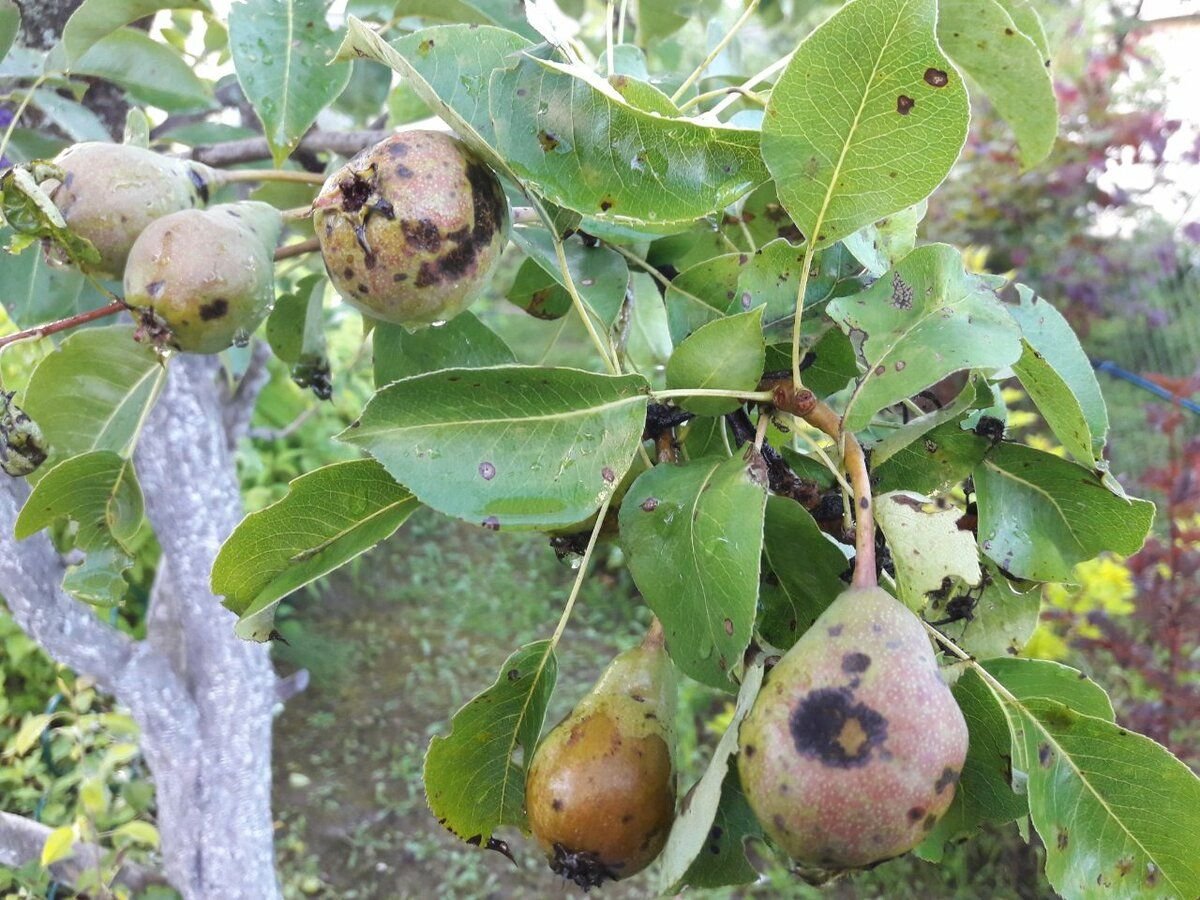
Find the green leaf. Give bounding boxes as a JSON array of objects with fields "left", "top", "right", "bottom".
[
  {"left": 22, "top": 325, "right": 165, "bottom": 461},
  {"left": 759, "top": 495, "right": 849, "bottom": 649},
  {"left": 1009, "top": 285, "right": 1108, "bottom": 464},
  {"left": 112, "top": 821, "right": 160, "bottom": 849},
  {"left": 937, "top": 0, "right": 1058, "bottom": 168},
  {"left": 212, "top": 459, "right": 419, "bottom": 641},
  {"left": 985, "top": 657, "right": 1114, "bottom": 722},
  {"left": 0, "top": 0, "right": 18, "bottom": 64},
  {"left": 875, "top": 491, "right": 981, "bottom": 610},
  {"left": 658, "top": 657, "right": 765, "bottom": 892},
  {"left": 341, "top": 366, "right": 649, "bottom": 530},
  {"left": 918, "top": 666, "right": 1025, "bottom": 861},
  {"left": 508, "top": 227, "right": 629, "bottom": 325},
  {"left": 266, "top": 274, "right": 325, "bottom": 364},
  {"left": 10, "top": 713, "right": 52, "bottom": 756},
  {"left": 829, "top": 244, "right": 1022, "bottom": 432},
  {"left": 230, "top": 0, "right": 352, "bottom": 164},
  {"left": 666, "top": 308, "right": 765, "bottom": 416},
  {"left": 29, "top": 89, "right": 110, "bottom": 142},
  {"left": 665, "top": 240, "right": 860, "bottom": 345},
  {"left": 842, "top": 201, "right": 927, "bottom": 277},
  {"left": 424, "top": 640, "right": 557, "bottom": 842},
  {"left": 61, "top": 0, "right": 210, "bottom": 63},
  {"left": 1010, "top": 699, "right": 1200, "bottom": 899},
  {"left": 619, "top": 454, "right": 767, "bottom": 689},
  {"left": 40, "top": 825, "right": 75, "bottom": 867},
  {"left": 762, "top": 0, "right": 969, "bottom": 247},
  {"left": 928, "top": 564, "right": 1040, "bottom": 659},
  {"left": 74, "top": 29, "right": 213, "bottom": 112},
  {"left": 15, "top": 451, "right": 143, "bottom": 607},
  {"left": 373, "top": 312, "right": 514, "bottom": 385},
  {"left": 0, "top": 227, "right": 105, "bottom": 328},
  {"left": 975, "top": 443, "right": 1154, "bottom": 582},
  {"left": 391, "top": 0, "right": 538, "bottom": 39},
  {"left": 994, "top": 0, "right": 1051, "bottom": 61},
  {"left": 624, "top": 272, "right": 674, "bottom": 378}
]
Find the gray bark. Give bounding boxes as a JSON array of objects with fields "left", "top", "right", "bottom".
[{"left": 0, "top": 356, "right": 281, "bottom": 899}]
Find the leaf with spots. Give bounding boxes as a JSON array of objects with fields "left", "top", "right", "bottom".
[
  {"left": 828, "top": 244, "right": 1022, "bottom": 432},
  {"left": 666, "top": 308, "right": 765, "bottom": 416},
  {"left": 424, "top": 641, "right": 558, "bottom": 845},
  {"left": 340, "top": 366, "right": 649, "bottom": 530},
  {"left": 842, "top": 200, "right": 927, "bottom": 277},
  {"left": 618, "top": 454, "right": 767, "bottom": 689},
  {"left": 212, "top": 459, "right": 420, "bottom": 640},
  {"left": 373, "top": 312, "right": 515, "bottom": 386},
  {"left": 875, "top": 491, "right": 981, "bottom": 610},
  {"left": 760, "top": 495, "right": 850, "bottom": 650},
  {"left": 926, "top": 563, "right": 1040, "bottom": 660},
  {"left": 1008, "top": 285, "right": 1108, "bottom": 466},
  {"left": 762, "top": 0, "right": 969, "bottom": 248},
  {"left": 974, "top": 443, "right": 1154, "bottom": 582},
  {"left": 1003, "top": 698, "right": 1200, "bottom": 899},
  {"left": 15, "top": 450, "right": 144, "bottom": 608},
  {"left": 508, "top": 225, "right": 630, "bottom": 326},
  {"left": 230, "top": 0, "right": 352, "bottom": 165},
  {"left": 665, "top": 239, "right": 862, "bottom": 344},
  {"left": 937, "top": 0, "right": 1058, "bottom": 169},
  {"left": 657, "top": 657, "right": 765, "bottom": 892},
  {"left": 985, "top": 657, "right": 1114, "bottom": 722},
  {"left": 488, "top": 53, "right": 769, "bottom": 231}
]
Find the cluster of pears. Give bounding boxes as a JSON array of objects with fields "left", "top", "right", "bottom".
[
  {"left": 45, "top": 130, "right": 509, "bottom": 354},
  {"left": 525, "top": 627, "right": 677, "bottom": 888}
]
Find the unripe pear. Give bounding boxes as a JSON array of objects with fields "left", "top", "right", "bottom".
[
  {"left": 313, "top": 131, "right": 509, "bottom": 328},
  {"left": 738, "top": 586, "right": 968, "bottom": 871},
  {"left": 526, "top": 633, "right": 677, "bottom": 888},
  {"left": 48, "top": 142, "right": 216, "bottom": 278},
  {"left": 124, "top": 202, "right": 282, "bottom": 354}
]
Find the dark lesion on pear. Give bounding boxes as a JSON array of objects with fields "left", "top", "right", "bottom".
[
  {"left": 549, "top": 843, "right": 619, "bottom": 891},
  {"left": 789, "top": 686, "right": 888, "bottom": 767}
]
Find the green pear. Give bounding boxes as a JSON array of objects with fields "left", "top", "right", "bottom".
[
  {"left": 738, "top": 586, "right": 968, "bottom": 871},
  {"left": 124, "top": 202, "right": 282, "bottom": 354},
  {"left": 313, "top": 130, "right": 509, "bottom": 328},
  {"left": 525, "top": 633, "right": 677, "bottom": 888},
  {"left": 48, "top": 142, "right": 216, "bottom": 278}
]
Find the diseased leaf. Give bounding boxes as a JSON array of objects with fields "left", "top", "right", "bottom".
[
  {"left": 1009, "top": 285, "right": 1108, "bottom": 464},
  {"left": 927, "top": 564, "right": 1040, "bottom": 659},
  {"left": 829, "top": 244, "right": 1022, "bottom": 432},
  {"left": 876, "top": 491, "right": 981, "bottom": 610},
  {"left": 975, "top": 443, "right": 1154, "bottom": 582},
  {"left": 391, "top": 0, "right": 538, "bottom": 39},
  {"left": 842, "top": 201, "right": 927, "bottom": 277},
  {"left": 658, "top": 658, "right": 765, "bottom": 892},
  {"left": 424, "top": 641, "right": 557, "bottom": 843},
  {"left": 212, "top": 459, "right": 418, "bottom": 640},
  {"left": 985, "top": 657, "right": 1114, "bottom": 722},
  {"left": 938, "top": 0, "right": 1057, "bottom": 168},
  {"left": 230, "top": 0, "right": 352, "bottom": 164},
  {"left": 619, "top": 454, "right": 767, "bottom": 689},
  {"left": 762, "top": 0, "right": 969, "bottom": 247},
  {"left": 341, "top": 366, "right": 648, "bottom": 530},
  {"left": 508, "top": 226, "right": 629, "bottom": 326}
]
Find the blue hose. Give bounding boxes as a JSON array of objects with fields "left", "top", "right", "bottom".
[{"left": 1091, "top": 359, "right": 1200, "bottom": 415}]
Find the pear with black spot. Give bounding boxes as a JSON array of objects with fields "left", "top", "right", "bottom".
[
  {"left": 124, "top": 202, "right": 282, "bottom": 354},
  {"left": 738, "top": 586, "right": 968, "bottom": 871},
  {"left": 525, "top": 629, "right": 677, "bottom": 889}
]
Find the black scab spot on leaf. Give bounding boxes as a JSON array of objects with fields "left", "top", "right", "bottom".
[
  {"left": 537, "top": 130, "right": 560, "bottom": 152},
  {"left": 482, "top": 516, "right": 500, "bottom": 531},
  {"left": 842, "top": 652, "right": 871, "bottom": 674},
  {"left": 599, "top": 197, "right": 615, "bottom": 212},
  {"left": 479, "top": 461, "right": 496, "bottom": 480},
  {"left": 507, "top": 668, "right": 521, "bottom": 681},
  {"left": 892, "top": 274, "right": 914, "bottom": 309},
  {"left": 723, "top": 617, "right": 734, "bottom": 636},
  {"left": 789, "top": 687, "right": 888, "bottom": 767},
  {"left": 924, "top": 68, "right": 950, "bottom": 87},
  {"left": 1038, "top": 742, "right": 1053, "bottom": 767},
  {"left": 640, "top": 497, "right": 659, "bottom": 512},
  {"left": 1056, "top": 827, "right": 1068, "bottom": 850},
  {"left": 199, "top": 298, "right": 228, "bottom": 321},
  {"left": 897, "top": 95, "right": 915, "bottom": 115},
  {"left": 601, "top": 466, "right": 615, "bottom": 483},
  {"left": 418, "top": 38, "right": 435, "bottom": 54}
]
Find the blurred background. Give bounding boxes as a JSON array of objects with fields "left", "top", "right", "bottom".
[{"left": 1, "top": 0, "right": 1197, "bottom": 897}]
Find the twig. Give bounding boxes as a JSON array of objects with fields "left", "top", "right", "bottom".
[
  {"left": 0, "top": 301, "right": 127, "bottom": 350},
  {"left": 185, "top": 129, "right": 398, "bottom": 167},
  {"left": 273, "top": 237, "right": 321, "bottom": 261},
  {"left": 705, "top": 51, "right": 793, "bottom": 119},
  {"left": 215, "top": 168, "right": 327, "bottom": 186},
  {"left": 671, "top": 0, "right": 761, "bottom": 103}
]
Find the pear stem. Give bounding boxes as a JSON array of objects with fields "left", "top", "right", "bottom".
[
  {"left": 768, "top": 380, "right": 876, "bottom": 589},
  {"left": 0, "top": 301, "right": 128, "bottom": 350},
  {"left": 213, "top": 168, "right": 328, "bottom": 187},
  {"left": 273, "top": 237, "right": 321, "bottom": 261},
  {"left": 642, "top": 617, "right": 666, "bottom": 650}
]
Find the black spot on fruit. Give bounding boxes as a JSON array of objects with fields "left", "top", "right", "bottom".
[
  {"left": 842, "top": 652, "right": 871, "bottom": 674},
  {"left": 789, "top": 687, "right": 888, "bottom": 767},
  {"left": 934, "top": 767, "right": 960, "bottom": 792},
  {"left": 199, "top": 298, "right": 229, "bottom": 321},
  {"left": 338, "top": 175, "right": 372, "bottom": 213},
  {"left": 402, "top": 218, "right": 443, "bottom": 253}
]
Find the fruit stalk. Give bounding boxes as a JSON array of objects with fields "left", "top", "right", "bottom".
[{"left": 211, "top": 168, "right": 328, "bottom": 186}]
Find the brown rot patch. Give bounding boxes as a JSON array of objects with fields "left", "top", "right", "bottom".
[
  {"left": 897, "top": 95, "right": 915, "bottom": 115},
  {"left": 934, "top": 767, "right": 960, "bottom": 793},
  {"left": 924, "top": 68, "right": 950, "bottom": 87},
  {"left": 790, "top": 687, "right": 888, "bottom": 767},
  {"left": 842, "top": 652, "right": 871, "bottom": 674},
  {"left": 199, "top": 298, "right": 229, "bottom": 321},
  {"left": 338, "top": 174, "right": 373, "bottom": 213},
  {"left": 402, "top": 218, "right": 443, "bottom": 253}
]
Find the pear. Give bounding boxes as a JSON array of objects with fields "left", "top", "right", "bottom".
[
  {"left": 526, "top": 631, "right": 677, "bottom": 888},
  {"left": 738, "top": 586, "right": 968, "bottom": 871},
  {"left": 313, "top": 131, "right": 509, "bottom": 328},
  {"left": 124, "top": 202, "right": 282, "bottom": 354},
  {"left": 48, "top": 142, "right": 216, "bottom": 278}
]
